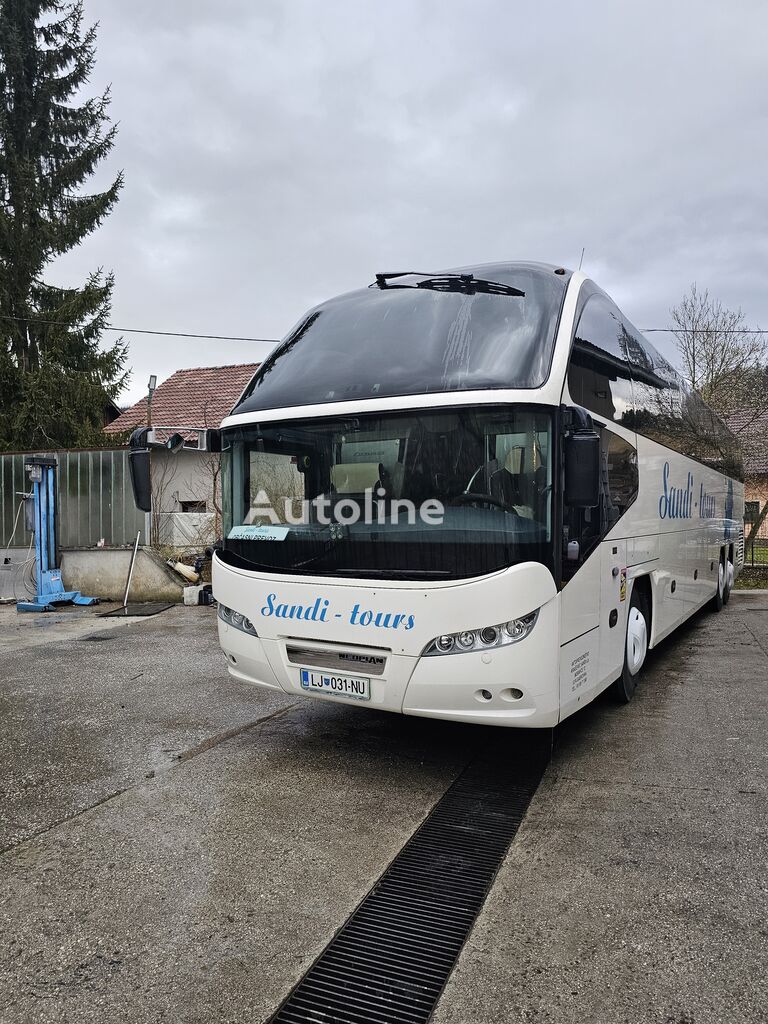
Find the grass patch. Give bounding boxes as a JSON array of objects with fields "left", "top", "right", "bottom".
[
  {"left": 744, "top": 544, "right": 768, "bottom": 565},
  {"left": 735, "top": 565, "right": 768, "bottom": 590}
]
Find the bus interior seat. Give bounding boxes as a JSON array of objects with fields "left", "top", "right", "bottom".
[{"left": 488, "top": 463, "right": 519, "bottom": 507}]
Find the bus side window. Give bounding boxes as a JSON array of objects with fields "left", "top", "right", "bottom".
[
  {"left": 604, "top": 431, "right": 638, "bottom": 527},
  {"left": 631, "top": 350, "right": 744, "bottom": 480},
  {"left": 567, "top": 294, "right": 634, "bottom": 425},
  {"left": 562, "top": 428, "right": 637, "bottom": 578}
]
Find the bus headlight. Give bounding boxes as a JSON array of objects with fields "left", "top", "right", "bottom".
[
  {"left": 423, "top": 611, "right": 538, "bottom": 656},
  {"left": 217, "top": 604, "right": 259, "bottom": 636}
]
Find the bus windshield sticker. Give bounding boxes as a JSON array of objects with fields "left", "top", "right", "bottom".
[{"left": 228, "top": 525, "right": 290, "bottom": 541}]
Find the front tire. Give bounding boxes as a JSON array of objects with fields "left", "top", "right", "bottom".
[{"left": 613, "top": 588, "right": 649, "bottom": 703}]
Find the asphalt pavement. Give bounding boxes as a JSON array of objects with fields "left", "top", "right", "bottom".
[{"left": 0, "top": 595, "right": 765, "bottom": 1023}]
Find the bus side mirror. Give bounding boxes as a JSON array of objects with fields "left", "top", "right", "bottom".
[
  {"left": 128, "top": 427, "right": 152, "bottom": 512},
  {"left": 564, "top": 431, "right": 601, "bottom": 507}
]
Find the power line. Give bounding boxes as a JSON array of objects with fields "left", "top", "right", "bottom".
[
  {"left": 0, "top": 310, "right": 765, "bottom": 339},
  {"left": 644, "top": 328, "right": 767, "bottom": 334},
  {"left": 0, "top": 312, "right": 273, "bottom": 343}
]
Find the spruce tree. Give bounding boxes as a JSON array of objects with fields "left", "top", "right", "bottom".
[{"left": 0, "top": 0, "right": 127, "bottom": 449}]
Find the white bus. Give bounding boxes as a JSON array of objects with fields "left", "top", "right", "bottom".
[{"left": 210, "top": 263, "right": 744, "bottom": 727}]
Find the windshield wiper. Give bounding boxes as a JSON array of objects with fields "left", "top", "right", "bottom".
[{"left": 373, "top": 272, "right": 524, "bottom": 297}]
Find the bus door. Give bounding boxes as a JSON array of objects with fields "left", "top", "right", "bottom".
[
  {"left": 599, "top": 539, "right": 628, "bottom": 687},
  {"left": 558, "top": 493, "right": 602, "bottom": 720},
  {"left": 558, "top": 428, "right": 638, "bottom": 716}
]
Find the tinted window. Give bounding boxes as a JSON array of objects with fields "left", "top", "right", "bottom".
[
  {"left": 605, "top": 431, "right": 638, "bottom": 527},
  {"left": 234, "top": 264, "right": 569, "bottom": 414},
  {"left": 629, "top": 338, "right": 744, "bottom": 480},
  {"left": 220, "top": 405, "right": 555, "bottom": 580},
  {"left": 562, "top": 426, "right": 637, "bottom": 578},
  {"left": 571, "top": 292, "right": 744, "bottom": 482},
  {"left": 567, "top": 294, "right": 634, "bottom": 424}
]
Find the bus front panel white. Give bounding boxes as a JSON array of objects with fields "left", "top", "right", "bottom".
[{"left": 213, "top": 555, "right": 560, "bottom": 726}]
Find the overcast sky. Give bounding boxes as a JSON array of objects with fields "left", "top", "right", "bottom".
[{"left": 53, "top": 0, "right": 768, "bottom": 406}]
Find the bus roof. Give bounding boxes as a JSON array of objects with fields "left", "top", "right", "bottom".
[{"left": 232, "top": 262, "right": 572, "bottom": 416}]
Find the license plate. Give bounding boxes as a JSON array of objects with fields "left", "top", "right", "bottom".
[{"left": 299, "top": 668, "right": 370, "bottom": 701}]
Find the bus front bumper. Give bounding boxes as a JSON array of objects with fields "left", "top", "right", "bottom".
[
  {"left": 216, "top": 606, "right": 560, "bottom": 729},
  {"left": 213, "top": 554, "right": 559, "bottom": 728}
]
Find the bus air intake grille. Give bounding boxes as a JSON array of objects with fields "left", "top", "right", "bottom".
[{"left": 269, "top": 739, "right": 548, "bottom": 1024}]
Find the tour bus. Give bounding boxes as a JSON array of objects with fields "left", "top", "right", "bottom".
[{"left": 140, "top": 263, "right": 745, "bottom": 728}]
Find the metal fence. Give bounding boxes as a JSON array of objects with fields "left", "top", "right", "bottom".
[
  {"left": 743, "top": 536, "right": 768, "bottom": 567},
  {"left": 0, "top": 449, "right": 146, "bottom": 551},
  {"left": 743, "top": 502, "right": 768, "bottom": 567}
]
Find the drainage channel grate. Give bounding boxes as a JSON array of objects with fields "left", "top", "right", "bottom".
[{"left": 270, "top": 736, "right": 549, "bottom": 1024}]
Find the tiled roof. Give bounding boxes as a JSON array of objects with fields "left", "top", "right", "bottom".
[
  {"left": 727, "top": 409, "right": 768, "bottom": 476},
  {"left": 104, "top": 363, "right": 260, "bottom": 435}
]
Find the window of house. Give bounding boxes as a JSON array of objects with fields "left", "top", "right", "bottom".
[
  {"left": 179, "top": 500, "right": 207, "bottom": 513},
  {"left": 745, "top": 501, "right": 760, "bottom": 522}
]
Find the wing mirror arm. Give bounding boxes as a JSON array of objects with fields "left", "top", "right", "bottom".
[{"left": 128, "top": 426, "right": 222, "bottom": 512}]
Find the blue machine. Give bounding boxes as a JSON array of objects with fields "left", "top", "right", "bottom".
[{"left": 16, "top": 456, "right": 99, "bottom": 613}]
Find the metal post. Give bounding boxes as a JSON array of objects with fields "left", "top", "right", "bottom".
[
  {"left": 17, "top": 456, "right": 98, "bottom": 612},
  {"left": 46, "top": 464, "right": 56, "bottom": 576},
  {"left": 32, "top": 474, "right": 44, "bottom": 589},
  {"left": 123, "top": 531, "right": 141, "bottom": 608}
]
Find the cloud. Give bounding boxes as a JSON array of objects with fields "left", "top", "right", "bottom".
[{"left": 50, "top": 0, "right": 768, "bottom": 403}]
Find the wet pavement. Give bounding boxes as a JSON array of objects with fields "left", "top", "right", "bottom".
[
  {"left": 434, "top": 593, "right": 768, "bottom": 1024},
  {"left": 0, "top": 596, "right": 766, "bottom": 1023}
]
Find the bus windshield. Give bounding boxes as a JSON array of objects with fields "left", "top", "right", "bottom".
[
  {"left": 221, "top": 406, "right": 554, "bottom": 580},
  {"left": 233, "top": 263, "right": 569, "bottom": 414}
]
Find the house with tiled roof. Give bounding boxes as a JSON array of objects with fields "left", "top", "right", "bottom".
[
  {"left": 105, "top": 362, "right": 260, "bottom": 438},
  {"left": 105, "top": 363, "right": 261, "bottom": 547},
  {"left": 728, "top": 408, "right": 768, "bottom": 544}
]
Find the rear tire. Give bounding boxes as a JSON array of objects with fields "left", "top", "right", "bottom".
[
  {"left": 723, "top": 557, "right": 734, "bottom": 606},
  {"left": 613, "top": 587, "right": 649, "bottom": 703},
  {"left": 712, "top": 555, "right": 725, "bottom": 612}
]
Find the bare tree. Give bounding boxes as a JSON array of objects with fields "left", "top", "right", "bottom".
[
  {"left": 149, "top": 452, "right": 176, "bottom": 547},
  {"left": 672, "top": 284, "right": 767, "bottom": 423},
  {"left": 671, "top": 284, "right": 768, "bottom": 541}
]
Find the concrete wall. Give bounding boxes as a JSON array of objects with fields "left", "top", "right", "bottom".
[
  {"left": 0, "top": 548, "right": 34, "bottom": 603},
  {"left": 1, "top": 546, "right": 184, "bottom": 603},
  {"left": 60, "top": 548, "right": 183, "bottom": 602}
]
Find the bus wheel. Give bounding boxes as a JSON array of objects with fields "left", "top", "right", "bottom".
[
  {"left": 614, "top": 589, "right": 648, "bottom": 703},
  {"left": 712, "top": 555, "right": 725, "bottom": 612},
  {"left": 723, "top": 556, "right": 734, "bottom": 606}
]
